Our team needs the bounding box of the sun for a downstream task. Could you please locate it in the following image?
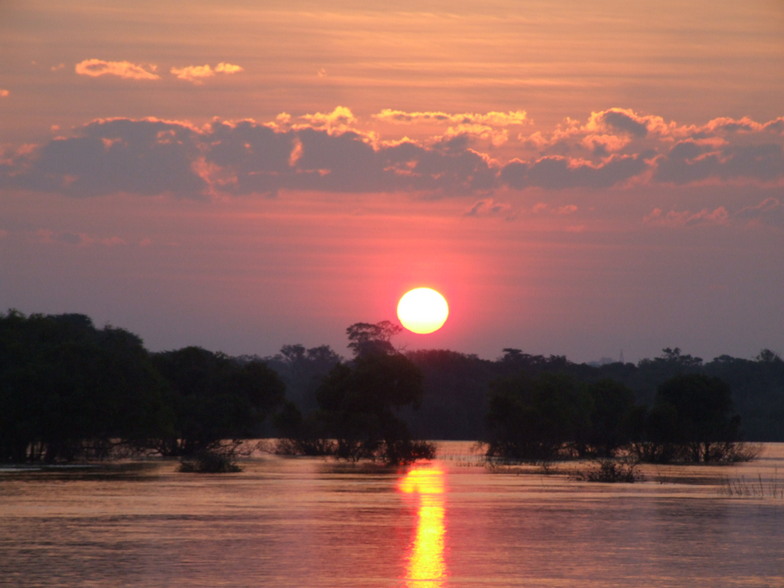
[397,288,449,334]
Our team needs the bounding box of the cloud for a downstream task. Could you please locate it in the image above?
[643,207,730,227]
[501,154,649,190]
[34,229,127,247]
[464,198,513,217]
[374,109,529,128]
[1,110,782,200]
[644,196,784,230]
[654,141,783,185]
[75,59,160,80]
[736,197,784,227]
[530,203,579,215]
[214,62,243,75]
[170,62,244,84]
[600,109,649,138]
[298,106,358,132]
[5,117,207,198]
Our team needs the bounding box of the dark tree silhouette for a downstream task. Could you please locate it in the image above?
[346,320,401,357]
[642,373,742,463]
[583,378,638,457]
[484,372,592,462]
[151,346,284,456]
[276,321,434,464]
[0,311,171,462]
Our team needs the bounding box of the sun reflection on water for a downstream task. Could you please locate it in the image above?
[398,466,446,586]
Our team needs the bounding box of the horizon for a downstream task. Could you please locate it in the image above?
[2,1,783,366]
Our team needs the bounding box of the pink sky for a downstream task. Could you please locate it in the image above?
[1,0,783,362]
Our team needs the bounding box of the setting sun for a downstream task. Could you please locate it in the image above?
[397,288,449,334]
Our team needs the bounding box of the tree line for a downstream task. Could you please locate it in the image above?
[270,344,784,447]
[0,311,284,463]
[2,310,782,466]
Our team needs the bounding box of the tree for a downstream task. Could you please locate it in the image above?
[643,373,743,463]
[346,320,401,357]
[151,347,285,456]
[584,378,638,457]
[756,349,782,364]
[0,311,172,462]
[403,349,495,440]
[484,372,591,462]
[277,321,433,464]
[316,351,429,463]
[264,344,342,415]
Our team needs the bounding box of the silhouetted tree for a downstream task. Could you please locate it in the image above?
[403,349,495,440]
[315,350,429,463]
[346,320,401,357]
[639,373,744,463]
[484,372,591,462]
[277,321,433,464]
[264,344,342,415]
[0,311,171,462]
[584,378,638,457]
[151,346,284,456]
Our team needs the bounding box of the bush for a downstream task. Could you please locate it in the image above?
[178,449,241,473]
[631,440,761,464]
[574,457,642,483]
[273,436,337,457]
[382,439,437,466]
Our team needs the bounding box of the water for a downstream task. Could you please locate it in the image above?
[1,443,783,587]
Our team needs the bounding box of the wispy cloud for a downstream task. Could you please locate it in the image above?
[464,198,513,218]
[374,109,529,127]
[75,59,160,80]
[643,198,784,229]
[74,59,244,84]
[170,62,244,84]
[736,197,784,228]
[34,228,127,247]
[643,207,730,228]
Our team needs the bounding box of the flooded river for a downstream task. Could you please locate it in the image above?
[1,442,782,586]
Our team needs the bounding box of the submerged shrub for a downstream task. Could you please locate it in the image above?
[382,439,437,466]
[273,436,337,457]
[574,457,642,483]
[178,449,241,473]
[631,440,761,465]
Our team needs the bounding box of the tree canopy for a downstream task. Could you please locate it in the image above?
[0,311,171,461]
[276,321,434,464]
[151,346,285,456]
[2,307,782,467]
[0,310,284,463]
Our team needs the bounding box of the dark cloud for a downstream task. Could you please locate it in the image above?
[654,140,784,185]
[1,111,782,199]
[600,109,648,137]
[736,197,784,227]
[500,154,648,190]
[9,118,207,198]
[464,198,513,217]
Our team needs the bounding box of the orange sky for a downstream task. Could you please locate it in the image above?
[1,0,783,362]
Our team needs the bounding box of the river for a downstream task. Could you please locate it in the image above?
[1,442,782,586]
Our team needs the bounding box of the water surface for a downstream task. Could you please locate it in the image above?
[1,443,782,587]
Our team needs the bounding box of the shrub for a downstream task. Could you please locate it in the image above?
[178,449,241,473]
[574,457,642,483]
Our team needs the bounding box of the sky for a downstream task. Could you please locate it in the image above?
[1,0,783,363]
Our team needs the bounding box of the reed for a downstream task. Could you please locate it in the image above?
[719,470,783,498]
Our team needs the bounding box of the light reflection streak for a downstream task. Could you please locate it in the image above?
[398,466,446,586]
